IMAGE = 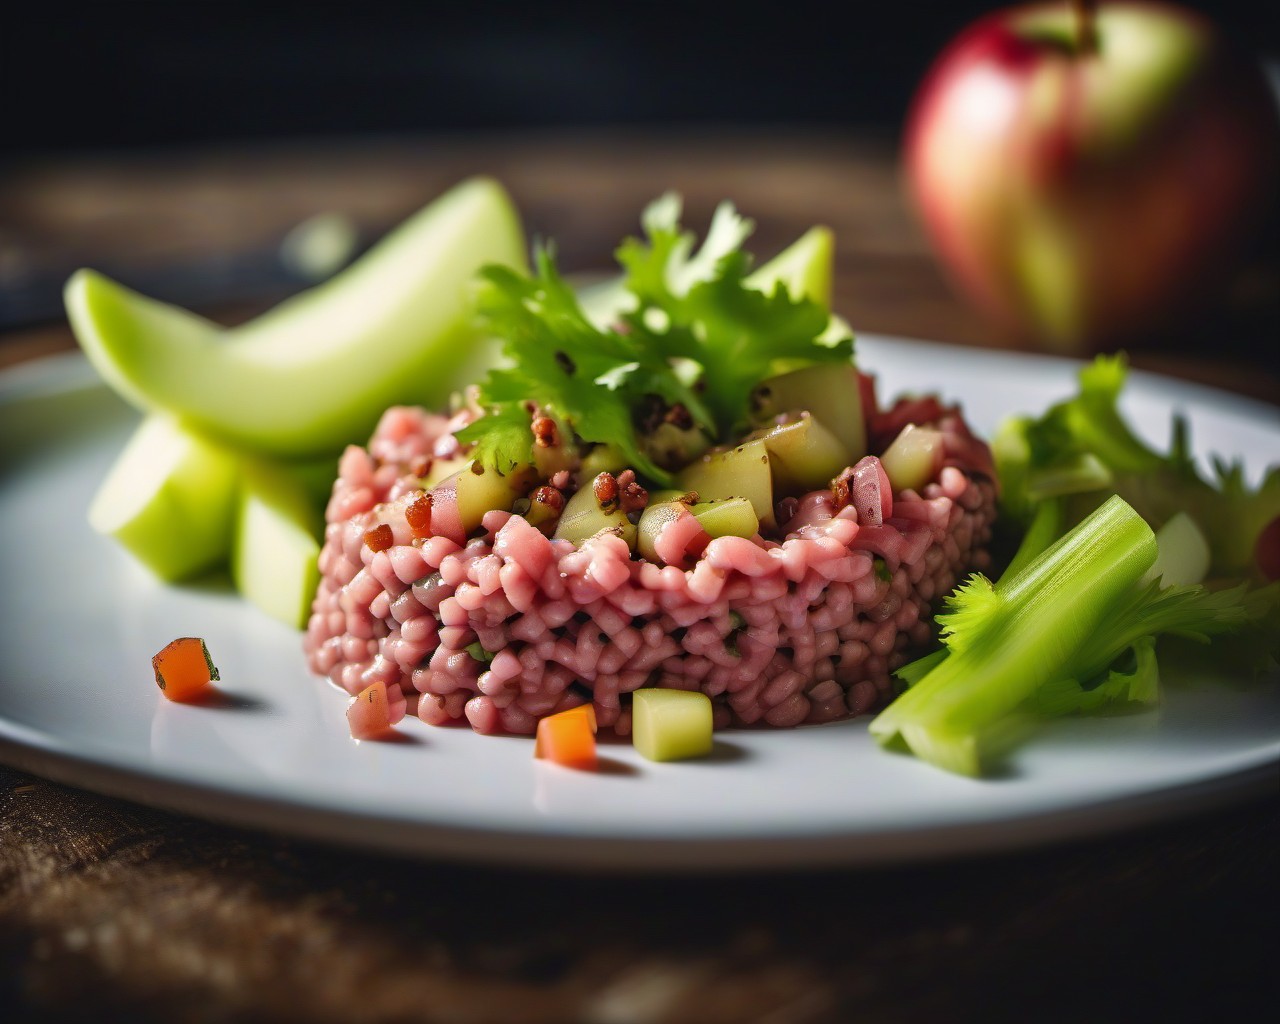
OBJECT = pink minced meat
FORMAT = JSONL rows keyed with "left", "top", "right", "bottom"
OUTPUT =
{"left": 304, "top": 400, "right": 997, "bottom": 735}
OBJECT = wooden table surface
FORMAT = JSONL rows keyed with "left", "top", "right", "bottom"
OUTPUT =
{"left": 1, "top": 130, "right": 1277, "bottom": 1023}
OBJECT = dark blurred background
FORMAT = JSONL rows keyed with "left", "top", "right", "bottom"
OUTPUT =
{"left": 6, "top": 1, "right": 1277, "bottom": 156}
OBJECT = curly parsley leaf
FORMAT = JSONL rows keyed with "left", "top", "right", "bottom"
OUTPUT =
{"left": 463, "top": 252, "right": 678, "bottom": 485}
{"left": 454, "top": 402, "right": 533, "bottom": 476}
{"left": 617, "top": 195, "right": 852, "bottom": 436}
{"left": 460, "top": 195, "right": 851, "bottom": 487}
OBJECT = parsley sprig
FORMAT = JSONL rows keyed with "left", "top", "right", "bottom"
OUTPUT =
{"left": 457, "top": 194, "right": 853, "bottom": 487}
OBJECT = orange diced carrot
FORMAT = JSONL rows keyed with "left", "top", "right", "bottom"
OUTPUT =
{"left": 534, "top": 704, "right": 598, "bottom": 769}
{"left": 347, "top": 680, "right": 394, "bottom": 739}
{"left": 151, "top": 637, "right": 220, "bottom": 702}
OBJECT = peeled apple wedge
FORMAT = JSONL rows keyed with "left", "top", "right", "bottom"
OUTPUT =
{"left": 88, "top": 413, "right": 239, "bottom": 582}
{"left": 65, "top": 177, "right": 527, "bottom": 458}
{"left": 744, "top": 225, "right": 834, "bottom": 307}
{"left": 578, "top": 225, "right": 836, "bottom": 330}
{"left": 230, "top": 459, "right": 324, "bottom": 629}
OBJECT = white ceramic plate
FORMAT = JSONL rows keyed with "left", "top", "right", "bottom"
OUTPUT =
{"left": 1, "top": 341, "right": 1277, "bottom": 871}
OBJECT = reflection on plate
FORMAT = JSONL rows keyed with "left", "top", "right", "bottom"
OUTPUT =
{"left": 1, "top": 342, "right": 1277, "bottom": 871}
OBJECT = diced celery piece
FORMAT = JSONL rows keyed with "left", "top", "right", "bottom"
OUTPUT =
{"left": 632, "top": 688, "right": 714, "bottom": 761}
{"left": 554, "top": 483, "right": 637, "bottom": 549}
{"left": 753, "top": 415, "right": 850, "bottom": 492}
{"left": 677, "top": 438, "right": 774, "bottom": 528}
{"left": 880, "top": 424, "right": 944, "bottom": 493}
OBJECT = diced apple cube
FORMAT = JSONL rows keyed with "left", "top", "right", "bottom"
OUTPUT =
{"left": 632, "top": 688, "right": 714, "bottom": 762}
{"left": 880, "top": 424, "right": 944, "bottom": 493}
{"left": 753, "top": 414, "right": 851, "bottom": 491}
{"left": 554, "top": 479, "right": 637, "bottom": 550}
{"left": 677, "top": 438, "right": 774, "bottom": 529}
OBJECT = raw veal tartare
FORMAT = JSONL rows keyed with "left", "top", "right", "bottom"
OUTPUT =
{"left": 303, "top": 197, "right": 998, "bottom": 736}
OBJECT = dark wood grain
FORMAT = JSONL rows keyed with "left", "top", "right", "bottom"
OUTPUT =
{"left": 1, "top": 130, "right": 1277, "bottom": 1023}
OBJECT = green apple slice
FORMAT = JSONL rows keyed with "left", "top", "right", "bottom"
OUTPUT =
{"left": 744, "top": 225, "right": 834, "bottom": 307}
{"left": 231, "top": 459, "right": 323, "bottom": 629}
{"left": 632, "top": 688, "right": 714, "bottom": 761}
{"left": 65, "top": 177, "right": 527, "bottom": 458}
{"left": 88, "top": 413, "right": 239, "bottom": 582}
{"left": 579, "top": 224, "right": 836, "bottom": 331}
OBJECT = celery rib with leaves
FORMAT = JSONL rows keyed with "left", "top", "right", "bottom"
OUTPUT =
{"left": 871, "top": 351, "right": 1280, "bottom": 779}
{"left": 871, "top": 494, "right": 1278, "bottom": 776}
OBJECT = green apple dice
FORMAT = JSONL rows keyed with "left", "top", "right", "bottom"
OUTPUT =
{"left": 632, "top": 688, "right": 714, "bottom": 761}
{"left": 691, "top": 497, "right": 758, "bottom": 539}
{"left": 750, "top": 363, "right": 866, "bottom": 464}
{"left": 636, "top": 499, "right": 692, "bottom": 564}
{"left": 554, "top": 480, "right": 637, "bottom": 550}
{"left": 431, "top": 461, "right": 531, "bottom": 544}
{"left": 677, "top": 437, "right": 774, "bottom": 529}
{"left": 231, "top": 460, "right": 323, "bottom": 629}
{"left": 66, "top": 177, "right": 527, "bottom": 458}
{"left": 880, "top": 424, "right": 944, "bottom": 493}
{"left": 753, "top": 415, "right": 851, "bottom": 492}
{"left": 88, "top": 414, "right": 239, "bottom": 582}
{"left": 637, "top": 495, "right": 758, "bottom": 566}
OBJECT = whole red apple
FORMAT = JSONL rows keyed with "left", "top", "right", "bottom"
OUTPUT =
{"left": 905, "top": 0, "right": 1280, "bottom": 350}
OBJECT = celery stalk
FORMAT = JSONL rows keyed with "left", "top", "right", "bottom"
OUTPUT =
{"left": 999, "top": 497, "right": 1064, "bottom": 584}
{"left": 869, "top": 495, "right": 1157, "bottom": 775}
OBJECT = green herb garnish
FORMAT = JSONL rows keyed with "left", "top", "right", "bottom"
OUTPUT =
{"left": 870, "top": 495, "right": 1278, "bottom": 776}
{"left": 457, "top": 195, "right": 852, "bottom": 487}
{"left": 873, "top": 357, "right": 1280, "bottom": 777}
{"left": 994, "top": 353, "right": 1280, "bottom": 580}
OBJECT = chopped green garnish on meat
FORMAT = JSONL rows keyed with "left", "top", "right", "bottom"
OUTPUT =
{"left": 458, "top": 195, "right": 853, "bottom": 487}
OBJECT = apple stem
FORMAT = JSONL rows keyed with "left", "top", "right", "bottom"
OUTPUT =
{"left": 1071, "top": 0, "right": 1098, "bottom": 53}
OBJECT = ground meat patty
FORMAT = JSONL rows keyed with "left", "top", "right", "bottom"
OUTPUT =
{"left": 304, "top": 401, "right": 996, "bottom": 735}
